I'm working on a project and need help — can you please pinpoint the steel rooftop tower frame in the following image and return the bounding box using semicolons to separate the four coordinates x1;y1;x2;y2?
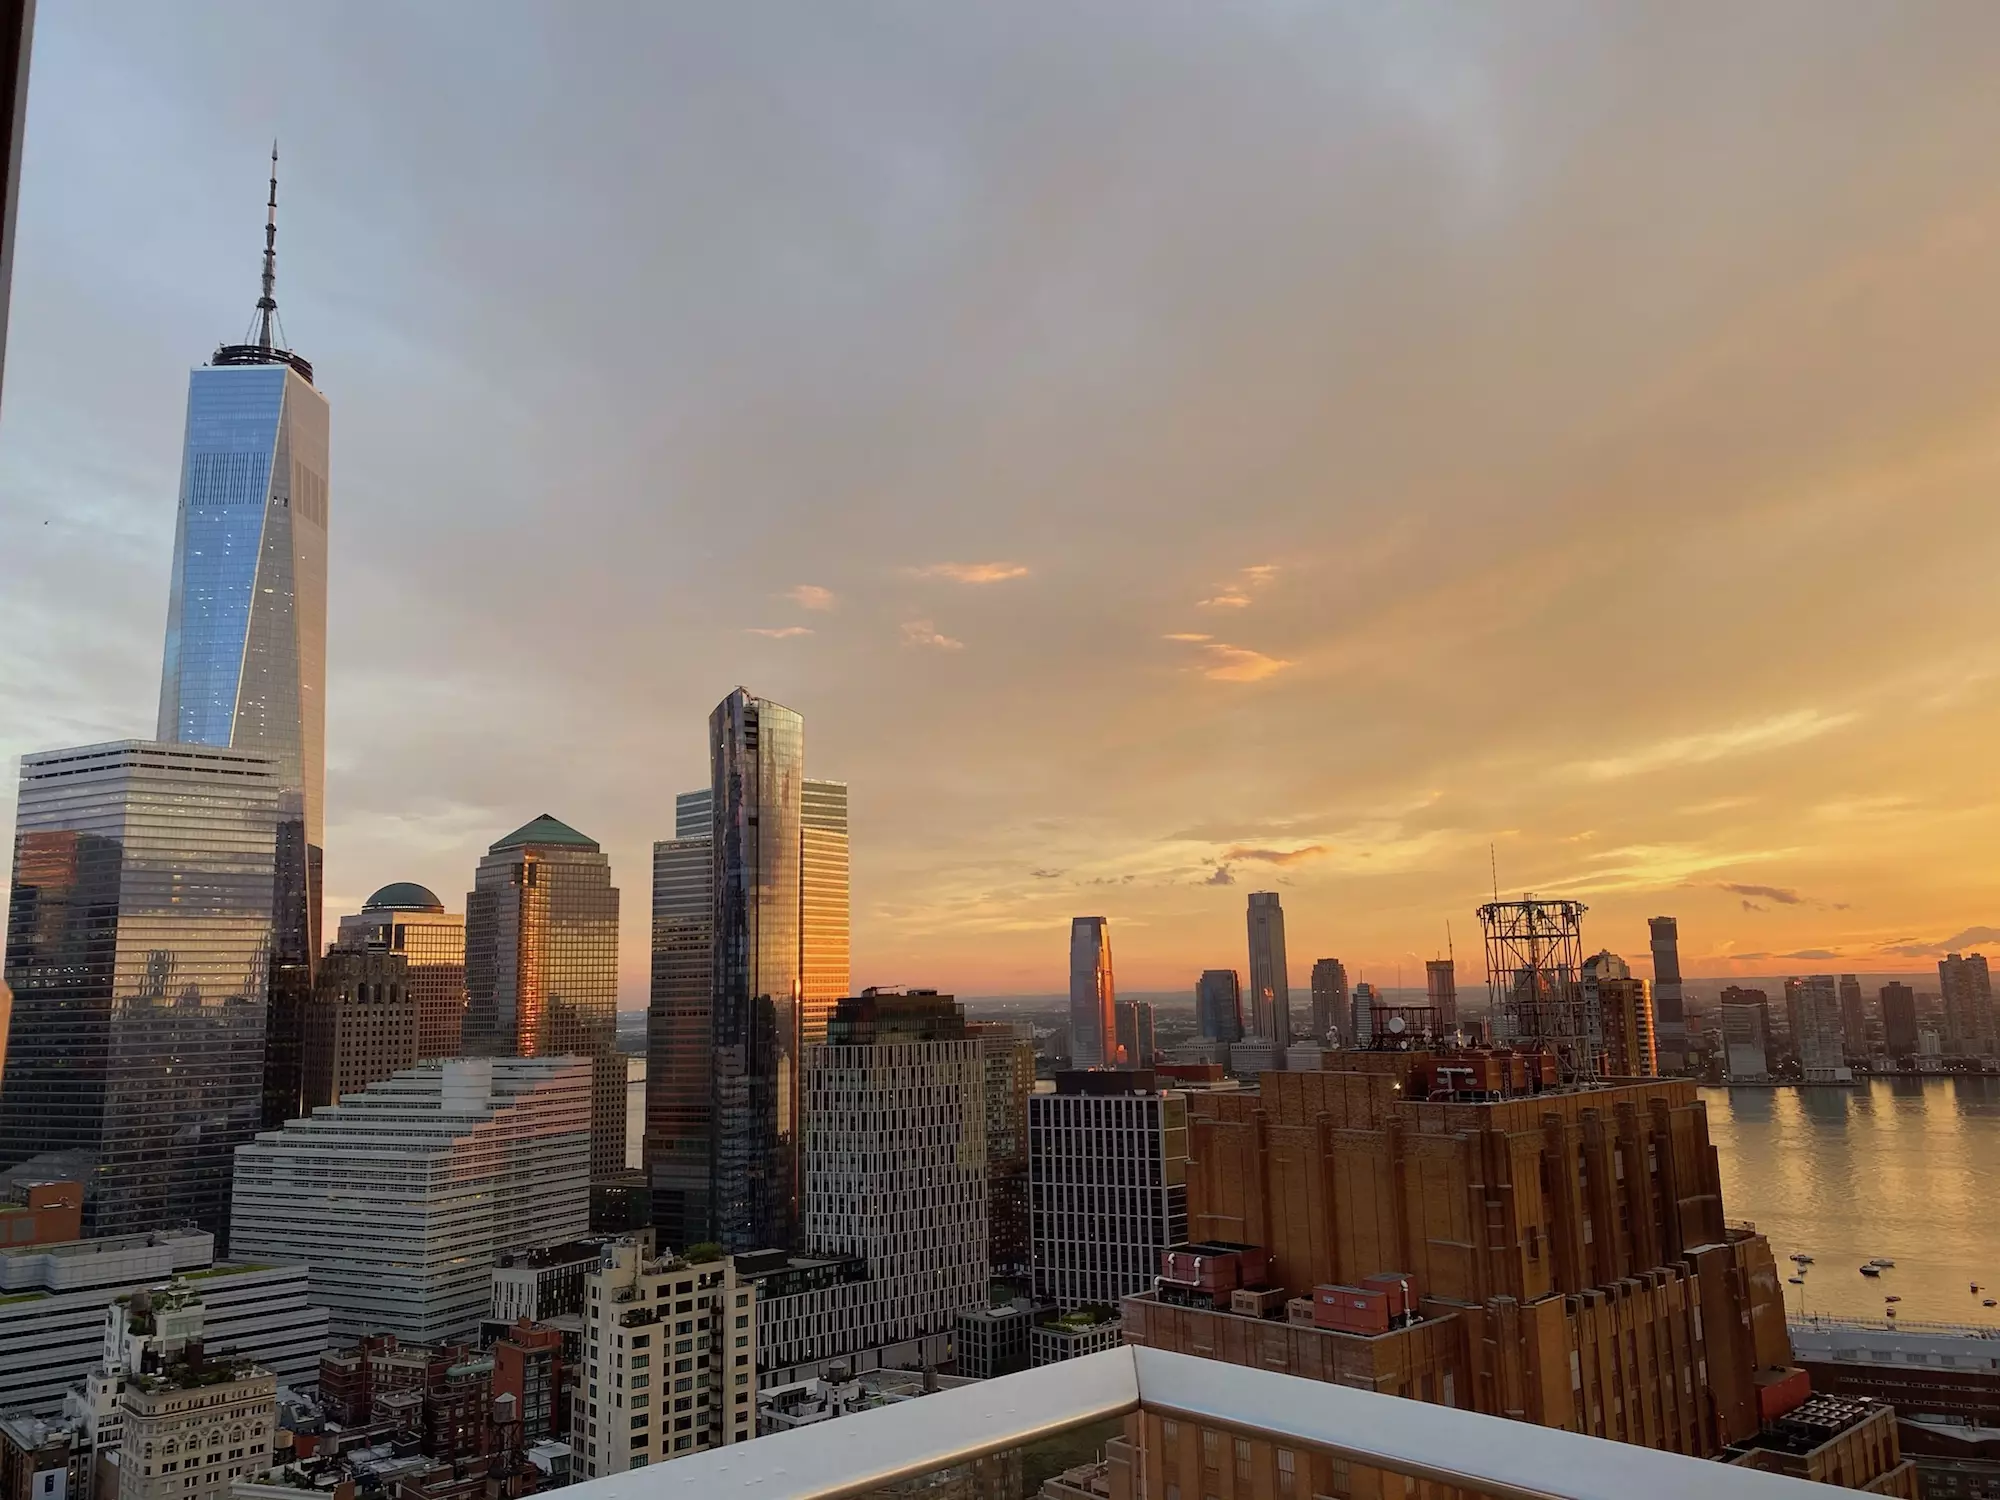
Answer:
155;148;329;1119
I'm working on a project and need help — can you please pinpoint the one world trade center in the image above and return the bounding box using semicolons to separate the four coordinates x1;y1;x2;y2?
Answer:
156;145;330;1105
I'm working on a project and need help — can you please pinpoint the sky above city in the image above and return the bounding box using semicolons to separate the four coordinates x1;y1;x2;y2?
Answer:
6;3;2000;1007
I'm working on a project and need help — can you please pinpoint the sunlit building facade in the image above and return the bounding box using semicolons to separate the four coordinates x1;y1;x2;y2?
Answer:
1648;916;1686;1073
1245;891;1291;1049
155;352;330;1117
0;742;279;1241
335;883;467;1060
648;757;847;1255
1067;917;1116;1067
464;816;623;1182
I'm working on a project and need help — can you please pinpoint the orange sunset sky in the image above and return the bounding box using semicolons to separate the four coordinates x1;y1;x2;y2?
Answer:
4;5;2000;1006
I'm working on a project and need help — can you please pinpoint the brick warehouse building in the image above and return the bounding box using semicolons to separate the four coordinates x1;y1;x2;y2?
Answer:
1122;1051;1799;1459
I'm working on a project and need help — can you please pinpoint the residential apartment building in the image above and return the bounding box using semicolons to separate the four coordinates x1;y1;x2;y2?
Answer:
1582;950;1656;1078
1721;996;1772;1082
745;991;987;1383
967;1022;1035;1280
1029;1072;1188;1311
574;1239;756;1478
229;1058;591;1344
489;1241;601;1325
1939;952;1995;1057
113;1285;278;1500
1786;975;1854;1083
1880;982;1919;1061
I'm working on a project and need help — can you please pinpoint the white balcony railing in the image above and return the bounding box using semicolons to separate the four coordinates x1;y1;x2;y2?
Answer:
572;1345;1852;1499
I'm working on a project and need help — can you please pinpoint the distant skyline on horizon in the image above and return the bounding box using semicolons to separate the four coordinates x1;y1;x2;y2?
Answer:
7;5;2000;1009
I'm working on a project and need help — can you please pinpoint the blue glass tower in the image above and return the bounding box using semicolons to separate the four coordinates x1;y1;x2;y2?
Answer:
155;148;329;1123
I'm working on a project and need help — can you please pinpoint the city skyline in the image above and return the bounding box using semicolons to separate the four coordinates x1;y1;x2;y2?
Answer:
10;7;2000;1006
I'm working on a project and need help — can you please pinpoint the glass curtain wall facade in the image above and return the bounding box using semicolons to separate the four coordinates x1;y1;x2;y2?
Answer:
334;884;467;1061
1195;969;1243;1044
649;768;847;1254
1245;892;1291;1048
710;689;804;1253
646;788;715;1251
463;816;623;1181
154;361;329;1126
0;741;280;1241
799;779;850;1048
1068;917;1116;1067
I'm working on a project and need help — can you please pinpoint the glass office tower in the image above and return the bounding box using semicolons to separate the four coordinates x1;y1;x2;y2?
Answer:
648;766;847;1253
1068;917;1116;1066
1246;891;1292;1049
464;816;623;1182
647;790;717;1251
710;689;804;1253
0;741;280;1241
156;156;329;1124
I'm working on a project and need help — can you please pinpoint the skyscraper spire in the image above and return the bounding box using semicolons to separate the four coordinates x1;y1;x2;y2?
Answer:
214;140;312;382
257;140;278;350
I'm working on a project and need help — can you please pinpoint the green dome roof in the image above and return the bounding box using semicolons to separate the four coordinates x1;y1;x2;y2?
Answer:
362;881;444;913
488;813;600;853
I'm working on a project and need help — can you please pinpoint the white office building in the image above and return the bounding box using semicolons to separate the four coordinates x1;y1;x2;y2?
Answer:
1030;1073;1188;1311
575;1238;757;1478
230;1057;591;1344
0;1231;324;1416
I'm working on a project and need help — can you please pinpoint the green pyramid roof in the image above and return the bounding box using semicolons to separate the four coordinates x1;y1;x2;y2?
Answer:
489;813;599;853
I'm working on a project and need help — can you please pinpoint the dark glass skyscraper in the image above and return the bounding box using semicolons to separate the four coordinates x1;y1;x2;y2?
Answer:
710;689;804;1252
0;742;280;1241
152;151;330;1121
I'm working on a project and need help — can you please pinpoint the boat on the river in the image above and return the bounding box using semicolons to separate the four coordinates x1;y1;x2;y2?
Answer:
1791;1253;1814;1264
1885;1295;1902;1303
1788;1276;1804;1285
1860;1265;1882;1277
1868;1258;1896;1269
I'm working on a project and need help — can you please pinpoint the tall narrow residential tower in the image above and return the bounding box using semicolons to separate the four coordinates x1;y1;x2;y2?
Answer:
1648;916;1685;1073
464;815;623;1183
155;149;330;1089
1068;917;1116;1067
1246;892;1291;1049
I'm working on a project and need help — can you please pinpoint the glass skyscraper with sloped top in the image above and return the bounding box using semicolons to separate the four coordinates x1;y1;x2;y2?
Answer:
154;151;331;1126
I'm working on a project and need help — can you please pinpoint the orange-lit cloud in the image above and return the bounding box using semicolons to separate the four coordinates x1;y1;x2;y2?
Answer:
1198;593;1250;608
1223;844;1327;866
900;619;964;650
1163;632;1212;642
747;626;813;639
1567;710;1858;782
1198;644;1291;682
910;562;1029;584
787;584;837;610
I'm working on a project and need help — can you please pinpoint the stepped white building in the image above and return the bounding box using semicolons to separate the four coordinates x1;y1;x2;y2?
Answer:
229;1057;591;1343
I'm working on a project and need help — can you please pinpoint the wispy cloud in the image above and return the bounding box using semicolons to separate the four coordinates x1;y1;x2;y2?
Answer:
909;562;1029;584
1780;948;1840;961
747;625;813;639
1241;564;1279;589
900;619;964;651
1197;593;1251;609
1163;632;1212;642
1203;865;1236;886
1030;867;1064;880
1198;644;1292;682
1566;709;1858;781
1878;925;2000;959
787;584;836;611
1718;881;1802;905
1222;843;1326;866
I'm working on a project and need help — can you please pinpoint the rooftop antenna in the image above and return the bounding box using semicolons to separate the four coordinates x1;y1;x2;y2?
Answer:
256;141;280;350
1447;919;1454;966
1489;843;1499;903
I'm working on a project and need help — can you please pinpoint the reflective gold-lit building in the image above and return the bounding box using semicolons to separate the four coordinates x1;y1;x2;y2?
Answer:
465;815;622;1182
336;882;467;1060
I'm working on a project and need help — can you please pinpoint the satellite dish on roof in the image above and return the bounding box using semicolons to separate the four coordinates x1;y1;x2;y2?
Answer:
1387;1014;1407;1035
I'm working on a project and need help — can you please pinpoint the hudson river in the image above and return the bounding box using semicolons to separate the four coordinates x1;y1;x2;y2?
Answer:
1703;1078;2000;1327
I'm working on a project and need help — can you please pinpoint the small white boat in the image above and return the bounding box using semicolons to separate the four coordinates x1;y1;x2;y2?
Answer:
1791;1253;1814;1264
1868;1258;1896;1269
1788;1276;1804;1285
